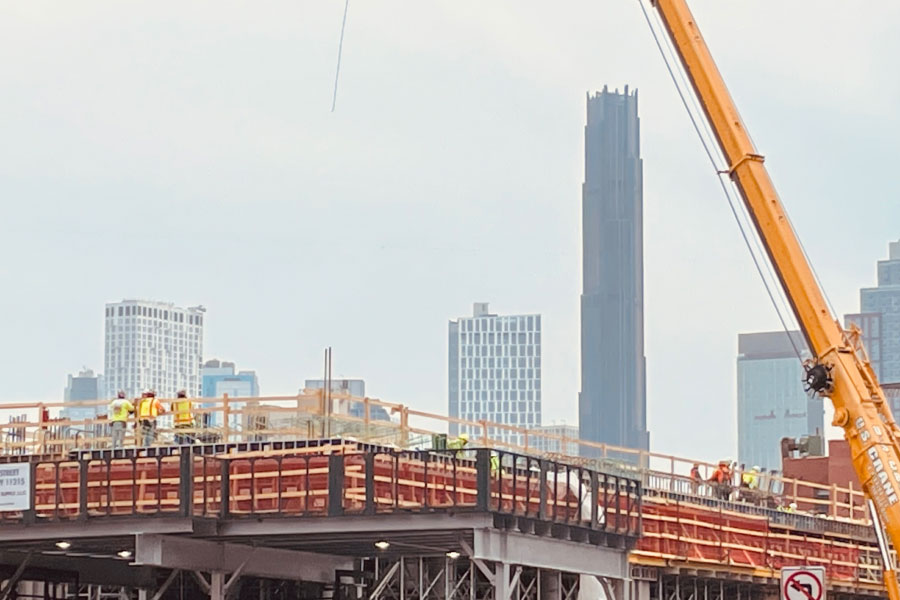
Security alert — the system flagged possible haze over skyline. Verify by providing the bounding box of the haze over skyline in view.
[2,1,899,463]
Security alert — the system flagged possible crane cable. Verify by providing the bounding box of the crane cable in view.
[636,0,806,363]
[331,0,351,112]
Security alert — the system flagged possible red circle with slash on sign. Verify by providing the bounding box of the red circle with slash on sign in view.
[783,571,823,600]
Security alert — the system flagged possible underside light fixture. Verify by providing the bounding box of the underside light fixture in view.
[374,541,390,550]
[117,550,133,559]
[446,551,461,560]
[55,541,72,550]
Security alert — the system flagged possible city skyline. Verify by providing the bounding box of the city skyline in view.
[54,229,898,465]
[4,2,899,465]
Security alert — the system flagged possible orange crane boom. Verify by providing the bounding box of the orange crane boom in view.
[649,0,900,594]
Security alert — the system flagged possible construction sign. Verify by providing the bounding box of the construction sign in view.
[0,463,30,512]
[781,566,826,600]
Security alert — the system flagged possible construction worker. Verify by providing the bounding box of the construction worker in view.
[741,466,760,490]
[708,460,732,500]
[778,501,798,513]
[137,390,164,447]
[490,453,501,476]
[690,463,702,494]
[108,391,134,450]
[172,390,194,445]
[448,433,469,457]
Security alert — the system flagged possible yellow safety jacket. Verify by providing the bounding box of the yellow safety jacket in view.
[448,438,468,450]
[172,399,193,426]
[138,398,162,419]
[109,399,134,423]
[490,454,500,474]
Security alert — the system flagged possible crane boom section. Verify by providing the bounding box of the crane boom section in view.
[650,0,900,538]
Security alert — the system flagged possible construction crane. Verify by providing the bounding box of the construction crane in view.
[647,0,900,597]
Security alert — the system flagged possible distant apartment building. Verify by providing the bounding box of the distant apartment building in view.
[61,368,105,422]
[529,424,579,457]
[448,303,542,447]
[579,86,649,455]
[202,359,260,398]
[201,359,259,430]
[104,300,205,400]
[737,331,824,471]
[850,240,900,384]
[304,378,390,422]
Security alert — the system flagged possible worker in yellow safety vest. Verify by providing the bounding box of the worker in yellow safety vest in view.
[741,466,760,490]
[490,453,500,476]
[138,391,164,447]
[448,433,469,457]
[172,390,194,445]
[108,391,134,451]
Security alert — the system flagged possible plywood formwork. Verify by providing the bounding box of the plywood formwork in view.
[634,494,889,595]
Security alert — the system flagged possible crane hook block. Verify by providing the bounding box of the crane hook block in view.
[804,363,833,394]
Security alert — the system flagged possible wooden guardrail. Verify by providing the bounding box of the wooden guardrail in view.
[0,392,868,523]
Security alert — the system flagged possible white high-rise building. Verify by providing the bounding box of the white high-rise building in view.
[448,303,542,447]
[104,300,205,400]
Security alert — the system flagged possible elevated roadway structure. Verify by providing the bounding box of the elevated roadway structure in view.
[0,397,891,600]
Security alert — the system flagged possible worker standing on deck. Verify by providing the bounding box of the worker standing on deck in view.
[138,390,164,447]
[490,453,500,476]
[708,460,732,500]
[448,433,469,457]
[108,391,134,450]
[690,463,702,494]
[172,390,194,445]
[741,466,760,490]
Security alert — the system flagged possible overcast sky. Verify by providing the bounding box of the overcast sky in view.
[1,1,898,463]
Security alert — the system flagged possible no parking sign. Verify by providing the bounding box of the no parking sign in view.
[781,566,826,600]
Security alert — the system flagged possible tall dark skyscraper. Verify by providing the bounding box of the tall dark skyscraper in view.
[579,86,649,454]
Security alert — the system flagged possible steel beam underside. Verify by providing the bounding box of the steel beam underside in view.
[0,551,156,588]
[472,530,627,580]
[134,534,352,582]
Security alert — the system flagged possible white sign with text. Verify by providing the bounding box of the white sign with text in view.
[0,463,31,512]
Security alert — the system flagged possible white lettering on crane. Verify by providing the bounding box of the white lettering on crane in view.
[868,447,900,506]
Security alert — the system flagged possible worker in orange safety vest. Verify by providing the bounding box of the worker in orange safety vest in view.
[708,460,732,500]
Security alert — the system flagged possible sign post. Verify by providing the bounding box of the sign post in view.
[781,566,825,600]
[0,463,31,512]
